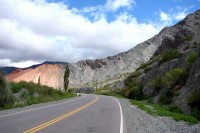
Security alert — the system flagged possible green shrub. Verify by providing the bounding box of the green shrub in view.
[187,90,200,110]
[123,80,143,100]
[192,107,200,120]
[159,49,181,64]
[144,66,152,73]
[162,68,187,89]
[148,77,162,91]
[127,71,142,80]
[185,52,198,71]
[184,35,193,42]
[140,60,153,69]
[158,91,172,104]
[187,89,200,120]
[0,71,14,107]
[101,85,111,91]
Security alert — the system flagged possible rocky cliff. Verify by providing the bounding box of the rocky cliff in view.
[7,9,200,95]
[68,10,200,88]
[109,9,200,114]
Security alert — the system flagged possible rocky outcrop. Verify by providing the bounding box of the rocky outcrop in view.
[175,51,200,114]
[68,24,173,88]
[68,10,200,88]
[117,9,200,114]
[7,64,65,90]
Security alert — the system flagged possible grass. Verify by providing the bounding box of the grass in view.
[96,91,125,98]
[130,100,199,124]
[0,81,76,110]
[140,60,153,70]
[159,49,181,64]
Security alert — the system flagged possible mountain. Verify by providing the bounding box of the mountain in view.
[109,9,200,114]
[7,64,65,90]
[68,10,200,88]
[0,61,67,74]
[6,9,200,98]
[0,67,19,74]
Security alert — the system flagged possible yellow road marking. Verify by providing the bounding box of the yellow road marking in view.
[23,96,99,133]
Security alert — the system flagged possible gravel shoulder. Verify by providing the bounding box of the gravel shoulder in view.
[118,98,200,133]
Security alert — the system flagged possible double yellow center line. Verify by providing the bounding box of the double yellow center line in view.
[23,96,99,133]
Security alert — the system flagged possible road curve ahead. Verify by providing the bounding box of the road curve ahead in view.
[0,94,124,133]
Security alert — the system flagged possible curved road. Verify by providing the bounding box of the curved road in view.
[0,94,125,133]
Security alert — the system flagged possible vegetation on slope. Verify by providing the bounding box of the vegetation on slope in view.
[131,100,198,124]
[0,79,75,110]
[0,71,14,107]
[98,49,199,124]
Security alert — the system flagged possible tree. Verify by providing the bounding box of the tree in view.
[64,65,69,92]
[0,71,13,106]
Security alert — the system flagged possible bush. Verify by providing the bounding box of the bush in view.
[10,81,75,105]
[144,66,152,73]
[123,80,143,100]
[148,77,162,91]
[188,89,200,120]
[126,71,142,80]
[184,35,192,42]
[162,68,187,89]
[140,60,153,69]
[158,91,172,105]
[0,71,14,107]
[187,90,200,110]
[159,49,181,64]
[185,52,198,71]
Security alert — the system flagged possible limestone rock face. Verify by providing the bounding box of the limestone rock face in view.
[7,64,65,90]
[68,28,169,88]
[68,10,200,88]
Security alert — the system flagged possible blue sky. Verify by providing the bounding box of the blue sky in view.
[0,0,199,67]
[48,0,200,23]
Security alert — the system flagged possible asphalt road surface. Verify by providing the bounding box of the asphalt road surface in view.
[0,94,124,133]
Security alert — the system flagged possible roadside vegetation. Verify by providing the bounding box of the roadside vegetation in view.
[0,73,75,110]
[131,100,198,124]
[96,91,125,98]
[97,50,199,124]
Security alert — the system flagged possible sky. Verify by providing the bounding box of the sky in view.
[0,0,200,68]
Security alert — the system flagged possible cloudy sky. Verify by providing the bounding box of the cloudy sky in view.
[0,0,200,68]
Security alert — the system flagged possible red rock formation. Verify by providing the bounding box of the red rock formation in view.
[6,64,65,90]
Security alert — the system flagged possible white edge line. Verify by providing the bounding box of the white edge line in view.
[0,95,86,118]
[113,97,123,133]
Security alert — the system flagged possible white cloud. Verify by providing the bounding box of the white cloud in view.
[159,9,188,25]
[0,59,40,68]
[160,11,171,22]
[106,0,136,11]
[0,0,161,67]
[174,11,187,20]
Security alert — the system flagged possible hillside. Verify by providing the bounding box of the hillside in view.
[6,10,200,94]
[68,9,200,88]
[108,9,200,114]
[7,64,65,90]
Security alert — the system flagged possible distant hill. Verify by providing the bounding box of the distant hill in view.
[0,61,68,74]
[0,67,19,74]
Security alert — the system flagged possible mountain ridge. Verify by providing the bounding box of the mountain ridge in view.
[5,9,200,93]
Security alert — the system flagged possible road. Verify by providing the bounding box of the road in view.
[0,94,124,133]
